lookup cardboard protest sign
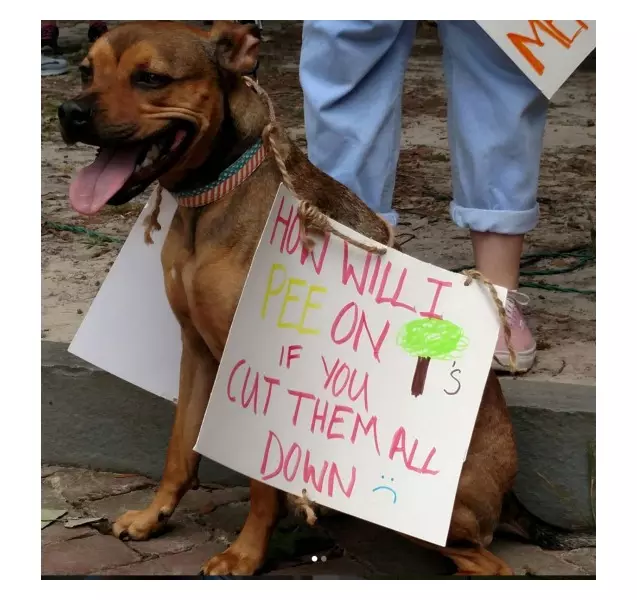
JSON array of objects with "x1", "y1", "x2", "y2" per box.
[
  {"x1": 194, "y1": 186, "x2": 506, "y2": 546},
  {"x1": 68, "y1": 189, "x2": 182, "y2": 402},
  {"x1": 476, "y1": 20, "x2": 596, "y2": 99}
]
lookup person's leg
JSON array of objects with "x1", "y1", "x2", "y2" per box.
[
  {"x1": 41, "y1": 20, "x2": 67, "y2": 75},
  {"x1": 437, "y1": 20, "x2": 549, "y2": 372},
  {"x1": 41, "y1": 20, "x2": 59, "y2": 53},
  {"x1": 300, "y1": 20, "x2": 417, "y2": 226}
]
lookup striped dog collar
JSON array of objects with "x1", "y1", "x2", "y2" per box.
[{"x1": 172, "y1": 140, "x2": 266, "y2": 208}]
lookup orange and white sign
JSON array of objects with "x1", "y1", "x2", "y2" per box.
[{"x1": 477, "y1": 20, "x2": 596, "y2": 99}]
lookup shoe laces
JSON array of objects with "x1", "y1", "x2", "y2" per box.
[{"x1": 505, "y1": 290, "x2": 530, "y2": 326}]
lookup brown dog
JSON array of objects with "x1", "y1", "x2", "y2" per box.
[{"x1": 58, "y1": 21, "x2": 517, "y2": 576}]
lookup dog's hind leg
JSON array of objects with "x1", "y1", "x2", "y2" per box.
[
  {"x1": 441, "y1": 502, "x2": 513, "y2": 575},
  {"x1": 403, "y1": 501, "x2": 513, "y2": 576},
  {"x1": 112, "y1": 330, "x2": 216, "y2": 541},
  {"x1": 403, "y1": 536, "x2": 513, "y2": 576},
  {"x1": 201, "y1": 479, "x2": 279, "y2": 576}
]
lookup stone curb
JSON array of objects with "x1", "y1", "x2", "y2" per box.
[{"x1": 42, "y1": 341, "x2": 595, "y2": 530}]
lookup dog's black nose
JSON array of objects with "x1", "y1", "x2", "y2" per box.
[
  {"x1": 58, "y1": 97, "x2": 97, "y2": 143},
  {"x1": 58, "y1": 100, "x2": 92, "y2": 127}
]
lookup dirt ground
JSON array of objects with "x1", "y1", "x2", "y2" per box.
[{"x1": 41, "y1": 21, "x2": 596, "y2": 384}]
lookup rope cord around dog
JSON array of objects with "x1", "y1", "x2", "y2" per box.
[
  {"x1": 143, "y1": 185, "x2": 163, "y2": 245},
  {"x1": 293, "y1": 489, "x2": 318, "y2": 526},
  {"x1": 243, "y1": 76, "x2": 395, "y2": 255}
]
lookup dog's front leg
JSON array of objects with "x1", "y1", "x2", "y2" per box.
[
  {"x1": 113, "y1": 330, "x2": 216, "y2": 541},
  {"x1": 201, "y1": 479, "x2": 279, "y2": 576}
]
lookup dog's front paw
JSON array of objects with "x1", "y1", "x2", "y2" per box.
[
  {"x1": 201, "y1": 546, "x2": 264, "y2": 576},
  {"x1": 112, "y1": 508, "x2": 168, "y2": 541}
]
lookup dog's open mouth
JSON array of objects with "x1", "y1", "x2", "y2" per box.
[{"x1": 69, "y1": 125, "x2": 193, "y2": 216}]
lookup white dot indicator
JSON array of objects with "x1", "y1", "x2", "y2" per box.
[{"x1": 312, "y1": 556, "x2": 318, "y2": 562}]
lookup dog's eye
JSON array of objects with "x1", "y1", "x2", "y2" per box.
[
  {"x1": 132, "y1": 71, "x2": 173, "y2": 89},
  {"x1": 79, "y1": 65, "x2": 93, "y2": 85}
]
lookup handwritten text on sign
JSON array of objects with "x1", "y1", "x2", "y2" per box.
[
  {"x1": 194, "y1": 186, "x2": 506, "y2": 546},
  {"x1": 477, "y1": 20, "x2": 596, "y2": 99}
]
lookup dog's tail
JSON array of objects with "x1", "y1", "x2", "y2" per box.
[{"x1": 498, "y1": 492, "x2": 595, "y2": 551}]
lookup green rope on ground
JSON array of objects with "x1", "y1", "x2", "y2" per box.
[
  {"x1": 449, "y1": 244, "x2": 596, "y2": 296},
  {"x1": 519, "y1": 281, "x2": 595, "y2": 295},
  {"x1": 518, "y1": 246, "x2": 595, "y2": 277},
  {"x1": 42, "y1": 221, "x2": 124, "y2": 245}
]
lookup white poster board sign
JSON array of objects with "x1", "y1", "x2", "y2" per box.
[
  {"x1": 476, "y1": 20, "x2": 596, "y2": 99},
  {"x1": 194, "y1": 186, "x2": 506, "y2": 546},
  {"x1": 68, "y1": 189, "x2": 182, "y2": 402}
]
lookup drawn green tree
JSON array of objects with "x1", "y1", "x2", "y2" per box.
[{"x1": 397, "y1": 318, "x2": 469, "y2": 397}]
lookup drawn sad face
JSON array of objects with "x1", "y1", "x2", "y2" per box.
[{"x1": 372, "y1": 475, "x2": 397, "y2": 504}]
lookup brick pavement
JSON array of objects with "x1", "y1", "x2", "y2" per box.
[{"x1": 41, "y1": 466, "x2": 595, "y2": 578}]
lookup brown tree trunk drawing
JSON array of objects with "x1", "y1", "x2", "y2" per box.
[
  {"x1": 399, "y1": 317, "x2": 469, "y2": 400},
  {"x1": 411, "y1": 356, "x2": 431, "y2": 397}
]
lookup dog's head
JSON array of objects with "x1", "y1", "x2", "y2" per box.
[{"x1": 58, "y1": 21, "x2": 261, "y2": 216}]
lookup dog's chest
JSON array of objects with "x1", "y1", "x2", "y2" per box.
[
  {"x1": 159, "y1": 203, "x2": 261, "y2": 357},
  {"x1": 163, "y1": 246, "x2": 248, "y2": 359}
]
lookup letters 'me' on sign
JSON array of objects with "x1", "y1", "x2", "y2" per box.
[
  {"x1": 477, "y1": 20, "x2": 596, "y2": 99},
  {"x1": 195, "y1": 185, "x2": 506, "y2": 546}
]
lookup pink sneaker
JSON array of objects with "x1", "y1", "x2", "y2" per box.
[{"x1": 492, "y1": 291, "x2": 536, "y2": 373}]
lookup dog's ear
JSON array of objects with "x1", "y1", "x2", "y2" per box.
[{"x1": 211, "y1": 21, "x2": 260, "y2": 74}]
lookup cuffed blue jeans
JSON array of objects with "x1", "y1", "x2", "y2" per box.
[{"x1": 300, "y1": 20, "x2": 549, "y2": 233}]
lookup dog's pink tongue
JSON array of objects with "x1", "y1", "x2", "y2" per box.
[{"x1": 69, "y1": 147, "x2": 139, "y2": 215}]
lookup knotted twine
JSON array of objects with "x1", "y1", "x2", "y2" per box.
[
  {"x1": 144, "y1": 185, "x2": 163, "y2": 245},
  {"x1": 462, "y1": 269, "x2": 518, "y2": 372}
]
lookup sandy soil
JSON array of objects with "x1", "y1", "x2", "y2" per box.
[{"x1": 41, "y1": 21, "x2": 595, "y2": 384}]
